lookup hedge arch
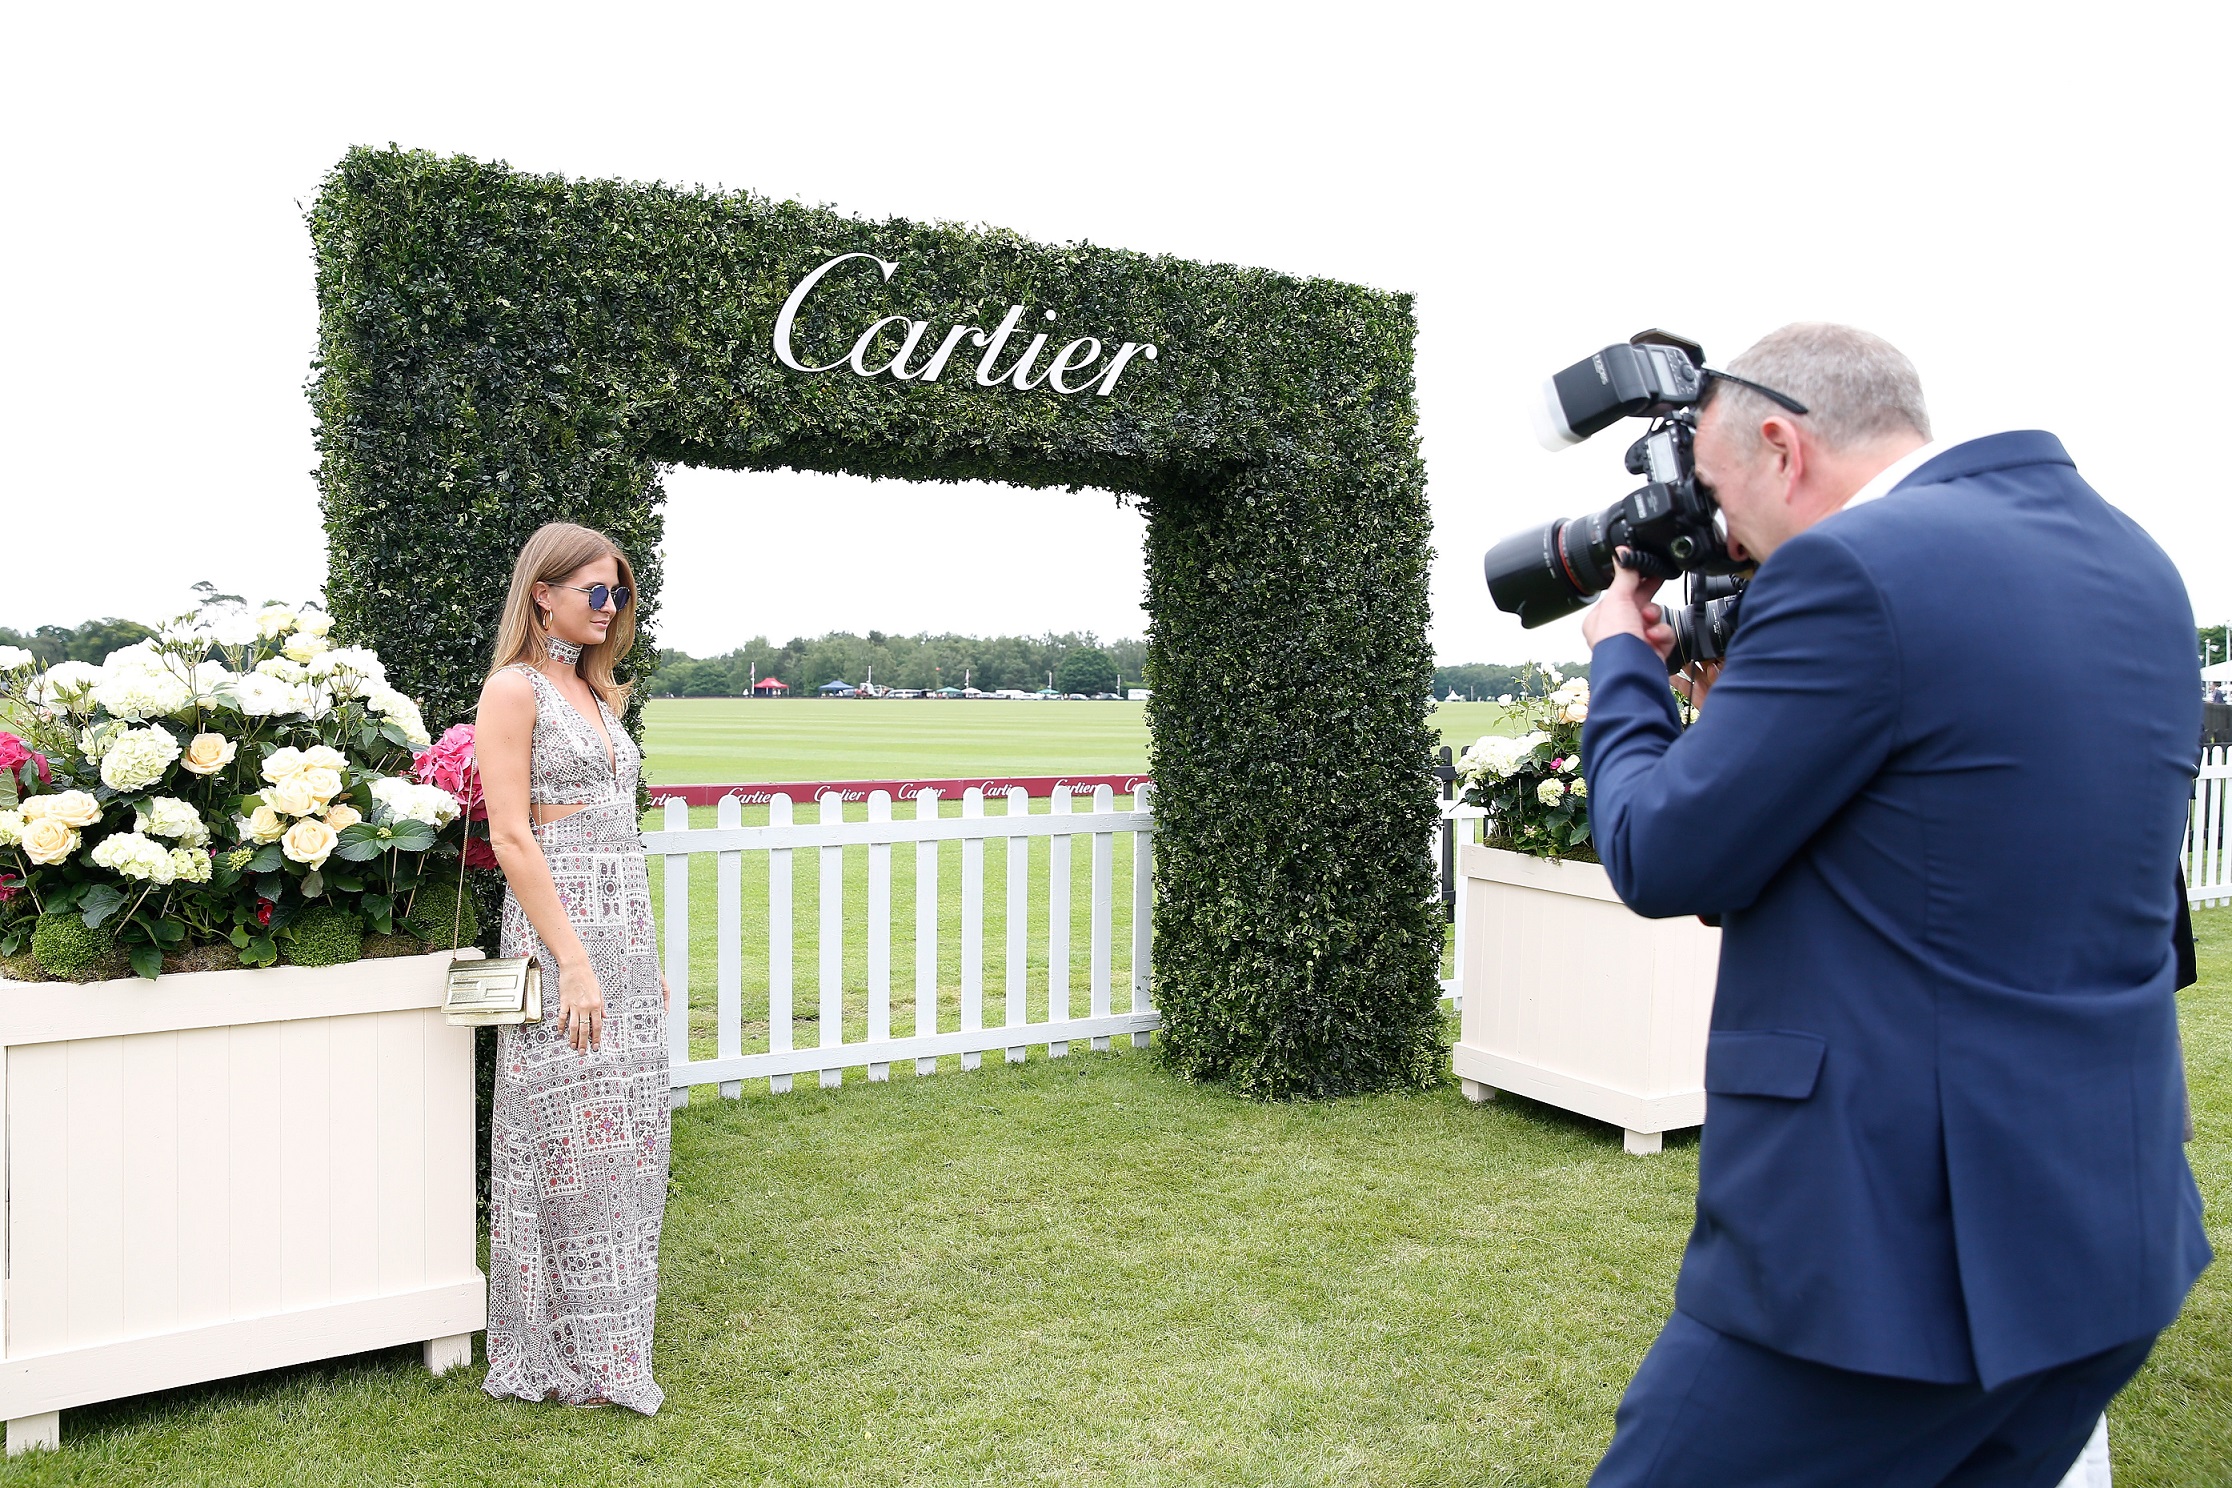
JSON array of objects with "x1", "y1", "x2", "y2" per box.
[{"x1": 310, "y1": 146, "x2": 1441, "y2": 1097}]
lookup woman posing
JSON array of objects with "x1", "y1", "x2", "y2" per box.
[{"x1": 475, "y1": 522, "x2": 669, "y2": 1413}]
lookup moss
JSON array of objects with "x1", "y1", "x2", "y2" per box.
[
  {"x1": 361, "y1": 932, "x2": 431, "y2": 960},
  {"x1": 31, "y1": 912, "x2": 122, "y2": 981},
  {"x1": 0, "y1": 950, "x2": 50, "y2": 983},
  {"x1": 163, "y1": 943, "x2": 245, "y2": 976},
  {"x1": 402, "y1": 879, "x2": 478, "y2": 950},
  {"x1": 282, "y1": 904, "x2": 365, "y2": 968}
]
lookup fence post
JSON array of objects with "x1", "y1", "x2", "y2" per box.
[
  {"x1": 1048, "y1": 787, "x2": 1072, "y2": 1057},
  {"x1": 663, "y1": 796, "x2": 692, "y2": 1110},
  {"x1": 867, "y1": 790, "x2": 892, "y2": 1082},
  {"x1": 1131, "y1": 782, "x2": 1154, "y2": 1046},
  {"x1": 716, "y1": 794, "x2": 743, "y2": 1099},
  {"x1": 1091, "y1": 783, "x2": 1115, "y2": 1051},
  {"x1": 961, "y1": 787, "x2": 985, "y2": 1070},
  {"x1": 768, "y1": 793, "x2": 794, "y2": 1094},
  {"x1": 1438, "y1": 745, "x2": 1456, "y2": 920},
  {"x1": 1006, "y1": 785, "x2": 1030, "y2": 1063},
  {"x1": 818, "y1": 793, "x2": 844, "y2": 1088},
  {"x1": 915, "y1": 789, "x2": 941, "y2": 1075}
]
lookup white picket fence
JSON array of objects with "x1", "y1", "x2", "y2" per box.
[
  {"x1": 2190, "y1": 749, "x2": 2232, "y2": 907},
  {"x1": 644, "y1": 784, "x2": 1156, "y2": 1102}
]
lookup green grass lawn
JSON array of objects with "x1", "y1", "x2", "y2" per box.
[
  {"x1": 15, "y1": 915, "x2": 2229, "y2": 1485},
  {"x1": 639, "y1": 697, "x2": 1519, "y2": 786}
]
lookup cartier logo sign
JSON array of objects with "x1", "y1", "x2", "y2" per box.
[{"x1": 772, "y1": 252, "x2": 1160, "y2": 397}]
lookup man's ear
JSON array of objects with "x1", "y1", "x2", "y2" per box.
[{"x1": 1759, "y1": 417, "x2": 1805, "y2": 498}]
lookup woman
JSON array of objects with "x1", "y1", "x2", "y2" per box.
[{"x1": 476, "y1": 521, "x2": 669, "y2": 1413}]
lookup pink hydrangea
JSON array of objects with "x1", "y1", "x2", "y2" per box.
[
  {"x1": 412, "y1": 724, "x2": 483, "y2": 819},
  {"x1": 0, "y1": 732, "x2": 51, "y2": 787},
  {"x1": 411, "y1": 723, "x2": 499, "y2": 869}
]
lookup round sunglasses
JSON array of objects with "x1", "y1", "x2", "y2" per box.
[{"x1": 548, "y1": 582, "x2": 633, "y2": 612}]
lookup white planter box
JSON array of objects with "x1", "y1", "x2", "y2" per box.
[
  {"x1": 0, "y1": 951, "x2": 486, "y2": 1454},
  {"x1": 1451, "y1": 845, "x2": 1719, "y2": 1154}
]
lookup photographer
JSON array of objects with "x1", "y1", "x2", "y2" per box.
[{"x1": 1576, "y1": 324, "x2": 2209, "y2": 1486}]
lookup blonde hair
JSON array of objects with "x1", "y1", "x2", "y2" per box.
[{"x1": 488, "y1": 522, "x2": 638, "y2": 713}]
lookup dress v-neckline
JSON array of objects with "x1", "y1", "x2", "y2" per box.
[{"x1": 534, "y1": 666, "x2": 616, "y2": 777}]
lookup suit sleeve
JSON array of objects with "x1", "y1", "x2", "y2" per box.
[{"x1": 1580, "y1": 529, "x2": 1901, "y2": 919}]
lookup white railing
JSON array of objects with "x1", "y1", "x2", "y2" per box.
[
  {"x1": 2191, "y1": 749, "x2": 2232, "y2": 907},
  {"x1": 644, "y1": 784, "x2": 1156, "y2": 1102}
]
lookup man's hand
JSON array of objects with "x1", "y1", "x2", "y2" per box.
[
  {"x1": 1673, "y1": 661, "x2": 1722, "y2": 711},
  {"x1": 1580, "y1": 553, "x2": 1676, "y2": 661}
]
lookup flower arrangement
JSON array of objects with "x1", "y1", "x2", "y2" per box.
[
  {"x1": 1454, "y1": 665, "x2": 1595, "y2": 861},
  {"x1": 0, "y1": 604, "x2": 486, "y2": 981}
]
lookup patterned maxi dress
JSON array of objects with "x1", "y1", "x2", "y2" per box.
[{"x1": 484, "y1": 664, "x2": 669, "y2": 1413}]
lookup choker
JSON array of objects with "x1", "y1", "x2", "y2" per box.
[{"x1": 545, "y1": 637, "x2": 585, "y2": 665}]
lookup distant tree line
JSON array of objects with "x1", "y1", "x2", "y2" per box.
[
  {"x1": 0, "y1": 616, "x2": 158, "y2": 666},
  {"x1": 1432, "y1": 660, "x2": 1591, "y2": 701},
  {"x1": 648, "y1": 631, "x2": 1150, "y2": 697}
]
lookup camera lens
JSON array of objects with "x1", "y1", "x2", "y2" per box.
[{"x1": 1483, "y1": 511, "x2": 1620, "y2": 629}]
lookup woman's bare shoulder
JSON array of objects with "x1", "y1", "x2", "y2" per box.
[{"x1": 478, "y1": 667, "x2": 539, "y2": 718}]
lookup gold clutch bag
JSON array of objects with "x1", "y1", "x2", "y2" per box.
[{"x1": 443, "y1": 949, "x2": 544, "y2": 1026}]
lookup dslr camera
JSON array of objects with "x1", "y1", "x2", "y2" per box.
[{"x1": 1482, "y1": 331, "x2": 1804, "y2": 673}]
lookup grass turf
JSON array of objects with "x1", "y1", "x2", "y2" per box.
[
  {"x1": 11, "y1": 914, "x2": 2228, "y2": 1485},
  {"x1": 638, "y1": 697, "x2": 1518, "y2": 786}
]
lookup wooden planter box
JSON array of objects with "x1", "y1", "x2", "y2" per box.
[
  {"x1": 0, "y1": 951, "x2": 485, "y2": 1454},
  {"x1": 1451, "y1": 845, "x2": 1719, "y2": 1154}
]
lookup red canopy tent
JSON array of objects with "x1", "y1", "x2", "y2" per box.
[{"x1": 752, "y1": 676, "x2": 788, "y2": 695}]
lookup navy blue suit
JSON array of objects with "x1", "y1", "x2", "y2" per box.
[{"x1": 1581, "y1": 433, "x2": 2209, "y2": 1482}]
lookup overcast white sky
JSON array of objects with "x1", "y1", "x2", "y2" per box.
[{"x1": 6, "y1": 2, "x2": 2223, "y2": 663}]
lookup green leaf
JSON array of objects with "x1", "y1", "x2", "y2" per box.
[
  {"x1": 230, "y1": 925, "x2": 251, "y2": 949},
  {"x1": 380, "y1": 720, "x2": 414, "y2": 748},
  {"x1": 387, "y1": 820, "x2": 437, "y2": 852},
  {"x1": 329, "y1": 873, "x2": 365, "y2": 894},
  {"x1": 242, "y1": 936, "x2": 278, "y2": 967},
  {"x1": 0, "y1": 766, "x2": 15, "y2": 809},
  {"x1": 129, "y1": 947, "x2": 163, "y2": 981},
  {"x1": 79, "y1": 883, "x2": 127, "y2": 928},
  {"x1": 333, "y1": 823, "x2": 387, "y2": 862},
  {"x1": 247, "y1": 845, "x2": 284, "y2": 873},
  {"x1": 151, "y1": 919, "x2": 187, "y2": 945}
]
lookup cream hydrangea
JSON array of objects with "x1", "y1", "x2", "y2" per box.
[
  {"x1": 366, "y1": 686, "x2": 430, "y2": 747},
  {"x1": 100, "y1": 726, "x2": 182, "y2": 791},
  {"x1": 1458, "y1": 731, "x2": 1549, "y2": 783},
  {"x1": 369, "y1": 776, "x2": 461, "y2": 828},
  {"x1": 90, "y1": 831, "x2": 175, "y2": 884},
  {"x1": 169, "y1": 847, "x2": 213, "y2": 884},
  {"x1": 29, "y1": 660, "x2": 102, "y2": 710},
  {"x1": 206, "y1": 611, "x2": 261, "y2": 649},
  {"x1": 0, "y1": 645, "x2": 33, "y2": 671},
  {"x1": 1536, "y1": 778, "x2": 1567, "y2": 807},
  {"x1": 1570, "y1": 778, "x2": 1588, "y2": 799},
  {"x1": 0, "y1": 810, "x2": 22, "y2": 846},
  {"x1": 136, "y1": 796, "x2": 209, "y2": 846},
  {"x1": 91, "y1": 662, "x2": 192, "y2": 722}
]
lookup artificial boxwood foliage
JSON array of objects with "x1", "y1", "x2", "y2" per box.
[
  {"x1": 282, "y1": 904, "x2": 366, "y2": 968},
  {"x1": 310, "y1": 146, "x2": 1442, "y2": 1097}
]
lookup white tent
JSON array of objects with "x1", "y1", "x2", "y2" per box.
[{"x1": 2202, "y1": 660, "x2": 2232, "y2": 682}]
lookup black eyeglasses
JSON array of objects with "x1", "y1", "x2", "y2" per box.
[
  {"x1": 549, "y1": 583, "x2": 633, "y2": 612},
  {"x1": 1703, "y1": 369, "x2": 1810, "y2": 416}
]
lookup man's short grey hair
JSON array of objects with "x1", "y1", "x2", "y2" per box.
[{"x1": 1708, "y1": 323, "x2": 1930, "y2": 451}]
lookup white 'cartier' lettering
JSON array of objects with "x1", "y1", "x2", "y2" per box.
[{"x1": 772, "y1": 252, "x2": 1161, "y2": 398}]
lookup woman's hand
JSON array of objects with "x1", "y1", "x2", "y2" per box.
[
  {"x1": 661, "y1": 975, "x2": 671, "y2": 1010},
  {"x1": 557, "y1": 957, "x2": 605, "y2": 1053}
]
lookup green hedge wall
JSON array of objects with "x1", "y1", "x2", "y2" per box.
[{"x1": 310, "y1": 146, "x2": 1442, "y2": 1097}]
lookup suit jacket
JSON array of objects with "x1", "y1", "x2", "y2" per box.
[{"x1": 1582, "y1": 431, "x2": 2211, "y2": 1387}]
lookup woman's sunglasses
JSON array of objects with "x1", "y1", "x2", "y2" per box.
[{"x1": 549, "y1": 583, "x2": 633, "y2": 612}]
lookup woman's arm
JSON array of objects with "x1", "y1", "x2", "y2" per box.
[{"x1": 476, "y1": 670, "x2": 604, "y2": 1051}]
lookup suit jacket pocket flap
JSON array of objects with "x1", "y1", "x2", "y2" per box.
[{"x1": 1705, "y1": 1030, "x2": 1827, "y2": 1100}]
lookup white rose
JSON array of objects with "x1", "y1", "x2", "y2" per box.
[
  {"x1": 298, "y1": 745, "x2": 347, "y2": 772},
  {"x1": 169, "y1": 847, "x2": 212, "y2": 883},
  {"x1": 256, "y1": 606, "x2": 299, "y2": 640},
  {"x1": 295, "y1": 610, "x2": 333, "y2": 639},
  {"x1": 0, "y1": 646, "x2": 33, "y2": 670},
  {"x1": 1559, "y1": 753, "x2": 1580, "y2": 774},
  {"x1": 19, "y1": 816, "x2": 79, "y2": 865},
  {"x1": 180, "y1": 732, "x2": 238, "y2": 775},
  {"x1": 100, "y1": 727, "x2": 183, "y2": 792},
  {"x1": 368, "y1": 688, "x2": 430, "y2": 746},
  {"x1": 207, "y1": 612, "x2": 261, "y2": 648},
  {"x1": 295, "y1": 766, "x2": 344, "y2": 806},
  {"x1": 244, "y1": 805, "x2": 287, "y2": 843},
  {"x1": 90, "y1": 831, "x2": 175, "y2": 883},
  {"x1": 324, "y1": 803, "x2": 362, "y2": 831},
  {"x1": 227, "y1": 673, "x2": 299, "y2": 717},
  {"x1": 0, "y1": 810, "x2": 22, "y2": 846},
  {"x1": 1562, "y1": 703, "x2": 1588, "y2": 725},
  {"x1": 255, "y1": 656, "x2": 307, "y2": 683},
  {"x1": 266, "y1": 776, "x2": 322, "y2": 818},
  {"x1": 283, "y1": 632, "x2": 332, "y2": 664},
  {"x1": 22, "y1": 789, "x2": 102, "y2": 828},
  {"x1": 261, "y1": 747, "x2": 307, "y2": 784},
  {"x1": 1536, "y1": 779, "x2": 1566, "y2": 806},
  {"x1": 281, "y1": 817, "x2": 338, "y2": 870},
  {"x1": 136, "y1": 796, "x2": 209, "y2": 846}
]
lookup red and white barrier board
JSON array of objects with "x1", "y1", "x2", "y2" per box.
[{"x1": 646, "y1": 774, "x2": 1152, "y2": 808}]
